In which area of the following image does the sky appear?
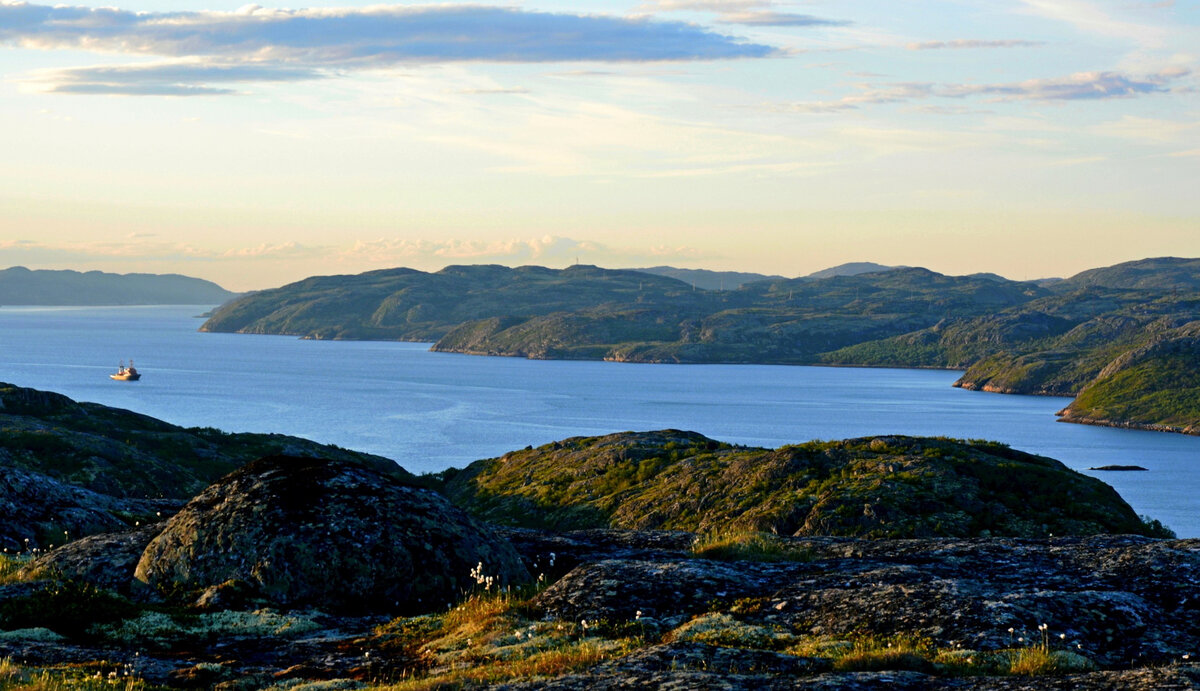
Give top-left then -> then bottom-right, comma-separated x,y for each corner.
0,0 -> 1198,291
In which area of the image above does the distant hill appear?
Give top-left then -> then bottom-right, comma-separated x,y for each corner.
629,266 -> 786,290
1057,257 -> 1200,292
804,261 -> 901,280
200,264 -> 702,341
0,267 -> 237,306
201,258 -> 1200,436
965,272 -> 1013,283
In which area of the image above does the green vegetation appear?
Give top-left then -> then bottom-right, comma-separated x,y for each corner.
1060,337 -> 1200,433
200,258 -> 1200,434
436,431 -> 1170,539
0,581 -> 139,639
355,597 -> 1100,688
0,555 -> 25,586
0,658 -> 147,691
365,586 -> 639,690
691,531 -> 814,563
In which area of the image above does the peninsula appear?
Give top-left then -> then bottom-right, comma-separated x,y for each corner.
200,258 -> 1200,436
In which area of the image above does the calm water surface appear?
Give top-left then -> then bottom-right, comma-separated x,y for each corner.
1,306 -> 1196,537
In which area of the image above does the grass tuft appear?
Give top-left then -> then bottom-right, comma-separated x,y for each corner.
0,555 -> 30,586
1007,647 -> 1096,676
691,531 -> 813,563
0,658 -> 147,690
824,635 -> 936,673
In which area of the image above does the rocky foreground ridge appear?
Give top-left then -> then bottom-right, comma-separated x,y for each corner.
0,382 -> 412,551
0,387 -> 1196,688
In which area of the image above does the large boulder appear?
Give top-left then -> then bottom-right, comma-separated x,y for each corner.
20,522 -> 165,593
134,456 -> 528,613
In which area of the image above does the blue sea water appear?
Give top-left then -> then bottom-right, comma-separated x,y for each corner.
1,305 -> 1197,537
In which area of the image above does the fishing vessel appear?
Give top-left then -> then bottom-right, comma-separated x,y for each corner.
110,360 -> 141,381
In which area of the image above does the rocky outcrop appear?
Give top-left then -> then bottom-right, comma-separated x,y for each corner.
134,456 -> 529,613
0,382 -> 412,548
440,431 -> 1171,539
20,522 -> 166,593
516,653 -> 1200,690
0,465 -> 177,552
5,526 -> 1200,688
524,532 -> 1200,669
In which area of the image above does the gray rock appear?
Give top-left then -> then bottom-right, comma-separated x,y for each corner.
0,465 -> 176,552
20,522 -> 165,593
526,533 -> 1200,669
134,456 -> 529,613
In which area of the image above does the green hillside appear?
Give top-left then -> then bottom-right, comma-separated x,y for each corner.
436,430 -> 1169,539
200,257 -> 1200,435
1058,331 -> 1200,433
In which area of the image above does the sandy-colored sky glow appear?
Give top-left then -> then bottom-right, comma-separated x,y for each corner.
1,0 -> 1198,291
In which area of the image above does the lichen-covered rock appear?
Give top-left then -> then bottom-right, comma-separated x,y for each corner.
529,533 -> 1200,669
0,465 -> 177,552
134,456 -> 528,613
20,522 -> 166,593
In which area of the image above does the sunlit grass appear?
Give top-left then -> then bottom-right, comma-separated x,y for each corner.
0,658 -> 147,691
691,531 -> 813,563
0,555 -> 30,586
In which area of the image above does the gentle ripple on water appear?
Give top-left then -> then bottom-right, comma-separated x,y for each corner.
0,305 -> 1196,537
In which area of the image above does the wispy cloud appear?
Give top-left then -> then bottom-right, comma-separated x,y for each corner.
776,83 -> 936,113
1014,0 -> 1170,47
1,2 -> 778,95
780,68 -> 1188,112
907,39 -> 1046,50
27,61 -> 324,96
455,87 -> 531,96
716,12 -> 849,27
640,0 -> 848,29
340,235 -> 711,266
943,69 -> 1187,101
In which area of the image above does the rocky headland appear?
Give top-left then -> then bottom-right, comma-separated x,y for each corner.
0,387 -> 1196,689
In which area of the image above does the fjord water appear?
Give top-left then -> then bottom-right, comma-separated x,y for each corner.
1,305 -> 1197,538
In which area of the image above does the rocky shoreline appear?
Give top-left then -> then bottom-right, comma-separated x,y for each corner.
1054,412 -> 1200,437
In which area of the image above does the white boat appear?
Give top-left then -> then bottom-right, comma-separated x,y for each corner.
110,360 -> 141,381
